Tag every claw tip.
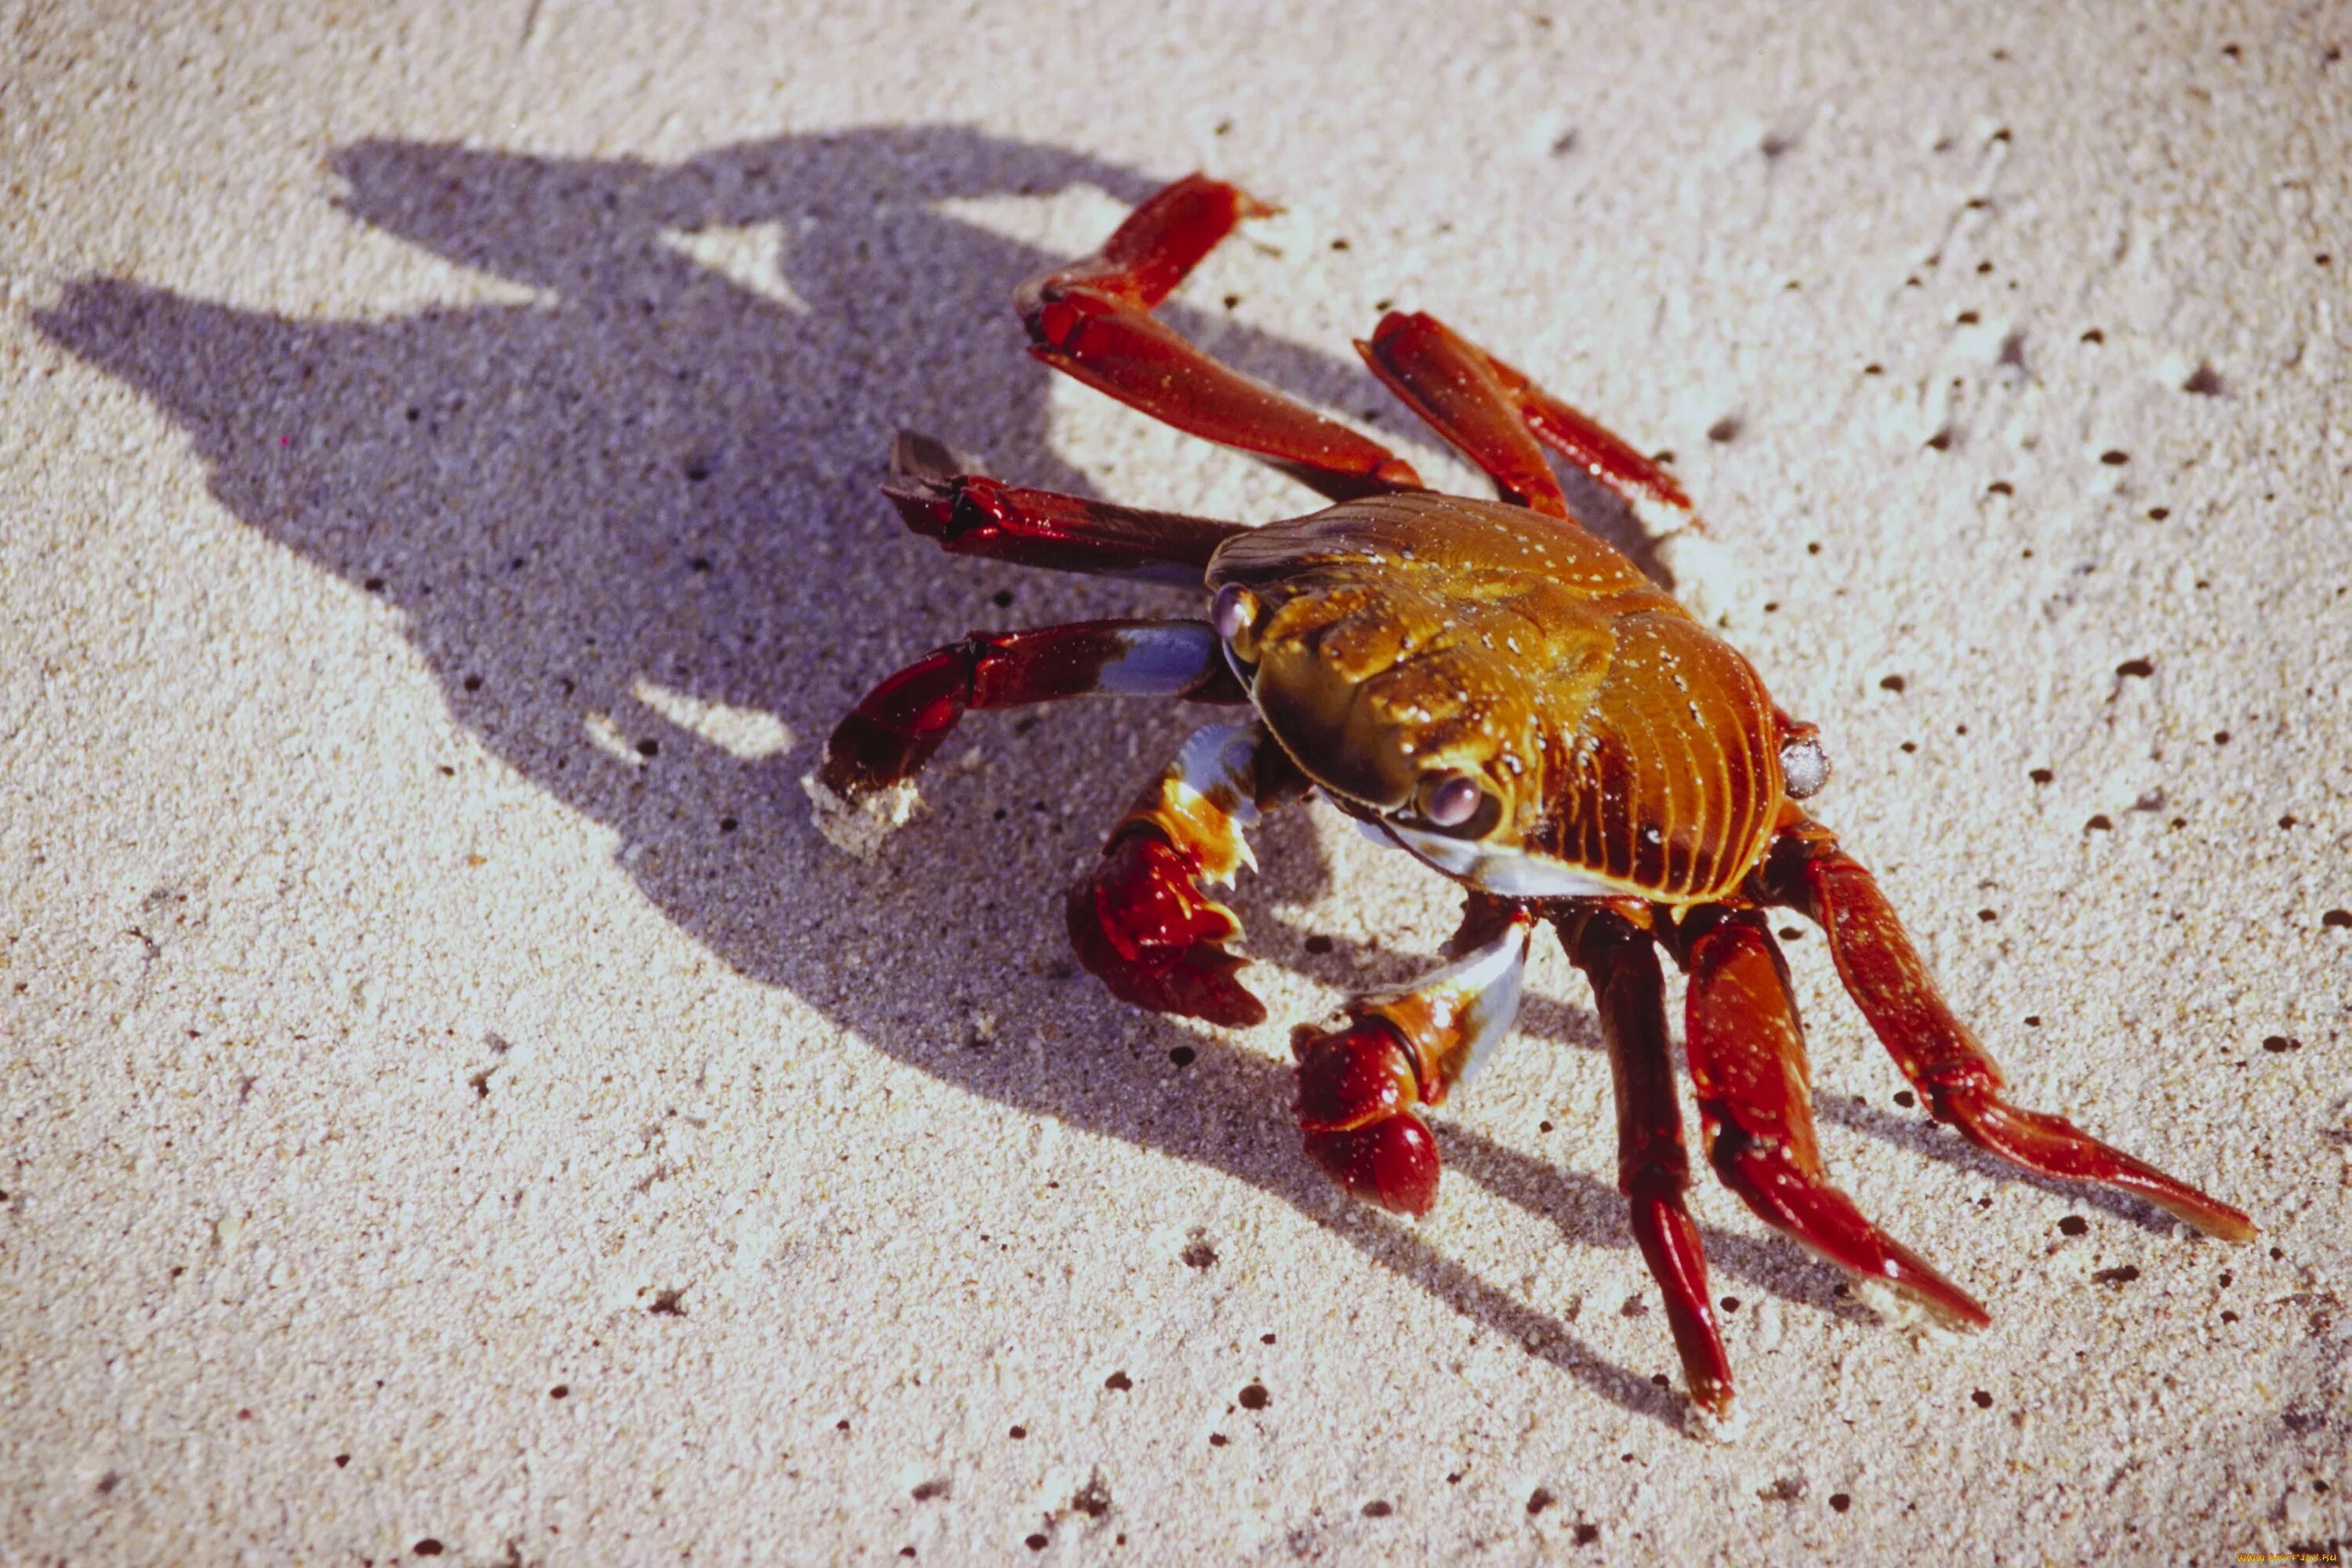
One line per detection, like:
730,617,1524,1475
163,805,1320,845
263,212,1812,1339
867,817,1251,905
1301,1112,1440,1217
887,430,965,485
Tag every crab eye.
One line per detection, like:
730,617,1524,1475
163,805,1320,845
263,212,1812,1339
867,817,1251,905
1423,773,1486,827
1209,584,1257,642
1780,734,1831,800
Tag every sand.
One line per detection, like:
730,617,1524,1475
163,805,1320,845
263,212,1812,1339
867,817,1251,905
3,2,2346,1562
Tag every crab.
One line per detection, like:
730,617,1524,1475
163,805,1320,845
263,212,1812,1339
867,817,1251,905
804,175,2254,1428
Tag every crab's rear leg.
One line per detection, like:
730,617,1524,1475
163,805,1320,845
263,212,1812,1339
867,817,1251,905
1556,904,1737,1420
1354,312,1574,517
1069,720,1310,1028
807,619,1242,855
882,431,1247,583
1292,895,1534,1217
1680,907,1992,1329
1017,175,1424,502
1357,310,1699,535
1761,825,2257,1240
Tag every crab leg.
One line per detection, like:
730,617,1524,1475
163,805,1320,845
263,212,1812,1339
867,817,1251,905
1356,311,1572,518
1680,907,1991,1327
1762,826,2258,1241
1069,720,1308,1027
1556,903,1736,1417
1358,310,1699,535
811,619,1243,843
882,431,1247,583
1016,175,1424,502
1292,895,1535,1217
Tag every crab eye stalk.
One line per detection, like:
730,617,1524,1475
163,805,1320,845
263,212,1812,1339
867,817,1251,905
1210,584,1258,643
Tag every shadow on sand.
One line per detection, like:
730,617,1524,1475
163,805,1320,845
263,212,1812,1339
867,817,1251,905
43,125,2139,1432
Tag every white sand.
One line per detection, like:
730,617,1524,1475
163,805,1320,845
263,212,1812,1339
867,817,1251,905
4,2,2346,1562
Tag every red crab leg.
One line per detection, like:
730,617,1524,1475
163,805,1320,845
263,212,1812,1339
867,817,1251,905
1359,310,1700,535
1015,175,1425,503
1556,903,1736,1417
1484,342,1699,535
815,619,1243,804
1355,311,1570,517
1293,895,1534,1217
882,430,1246,584
1069,720,1308,1027
1761,824,2258,1241
1680,906,1991,1328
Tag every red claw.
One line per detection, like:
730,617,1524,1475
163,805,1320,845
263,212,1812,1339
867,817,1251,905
1300,1114,1441,1217
1291,1018,1442,1216
1066,830,1265,1026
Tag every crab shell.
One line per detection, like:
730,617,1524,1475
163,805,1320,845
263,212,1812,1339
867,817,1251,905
1206,491,1784,906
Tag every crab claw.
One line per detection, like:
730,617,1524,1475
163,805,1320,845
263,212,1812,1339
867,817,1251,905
1291,1017,1442,1216
1066,829,1265,1026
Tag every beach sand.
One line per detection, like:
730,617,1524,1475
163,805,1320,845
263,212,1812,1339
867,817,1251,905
4,2,2346,1560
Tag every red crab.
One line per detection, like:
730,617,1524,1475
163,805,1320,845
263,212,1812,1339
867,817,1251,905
805,176,2253,1426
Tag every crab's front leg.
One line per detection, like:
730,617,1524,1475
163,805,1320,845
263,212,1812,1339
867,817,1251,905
807,619,1243,856
1291,895,1535,1216
1067,720,1309,1027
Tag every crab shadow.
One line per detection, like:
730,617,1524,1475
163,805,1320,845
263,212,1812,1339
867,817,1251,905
38,125,2045,1432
